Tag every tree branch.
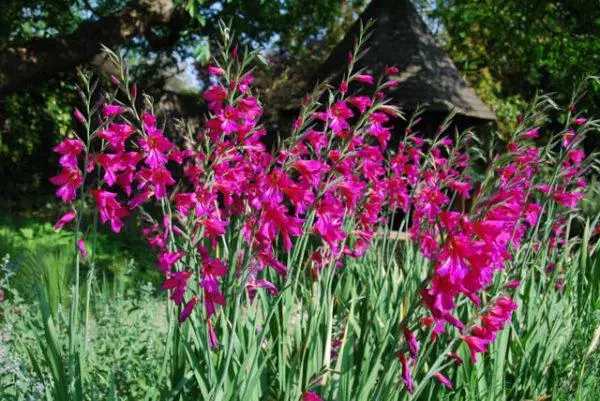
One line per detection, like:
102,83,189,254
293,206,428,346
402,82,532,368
0,0,188,97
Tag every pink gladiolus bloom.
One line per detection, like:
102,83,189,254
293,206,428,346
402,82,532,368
348,96,372,113
462,334,488,363
162,270,192,305
73,107,86,123
385,65,399,74
179,296,198,324
95,153,123,186
99,123,135,152
506,280,521,289
201,276,226,318
261,201,304,252
157,251,185,274
139,131,174,168
219,106,240,133
303,130,328,154
368,112,391,148
448,352,463,365
77,239,87,262
398,352,415,393
247,279,279,297
522,127,539,139
140,166,175,199
91,189,130,233
200,216,229,239
563,130,576,147
53,138,85,168
573,117,587,125
355,74,374,84
208,320,219,349
552,191,584,208
237,73,254,93
403,327,420,362
303,392,323,401
50,167,83,203
202,257,228,277
291,159,330,188
316,101,353,134
203,86,228,112
54,210,77,230
339,80,349,93
434,372,453,390
103,104,125,117
208,65,225,75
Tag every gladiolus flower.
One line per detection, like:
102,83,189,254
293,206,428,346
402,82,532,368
73,107,86,123
208,65,225,75
54,210,77,230
522,127,539,139
91,189,130,233
434,372,453,389
53,138,85,168
355,74,374,84
139,131,174,168
179,296,198,324
348,96,372,114
303,392,324,401
50,167,83,203
77,239,87,262
103,104,125,117
397,352,415,393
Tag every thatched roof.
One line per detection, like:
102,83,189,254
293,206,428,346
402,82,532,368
316,0,495,121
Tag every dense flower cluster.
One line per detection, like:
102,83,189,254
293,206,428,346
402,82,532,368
50,35,590,398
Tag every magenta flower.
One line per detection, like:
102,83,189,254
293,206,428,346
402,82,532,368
98,123,135,152
354,74,374,84
53,138,85,168
291,159,330,188
179,296,198,324
433,372,453,390
403,328,420,362
73,107,86,124
102,104,125,117
139,166,175,199
139,131,174,168
522,127,539,139
208,320,219,348
397,352,415,393
77,239,87,262
162,270,192,305
208,65,225,76
315,101,353,134
348,96,372,113
157,251,185,274
54,210,77,230
91,189,130,233
303,392,324,401
50,167,83,203
218,106,240,134
203,86,228,112
552,191,585,208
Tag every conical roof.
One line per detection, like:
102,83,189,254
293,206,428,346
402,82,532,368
317,0,495,121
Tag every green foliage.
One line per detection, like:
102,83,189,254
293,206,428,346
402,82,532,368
431,0,600,129
0,214,160,295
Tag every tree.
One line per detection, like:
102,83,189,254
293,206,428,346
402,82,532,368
430,0,600,128
0,0,365,210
